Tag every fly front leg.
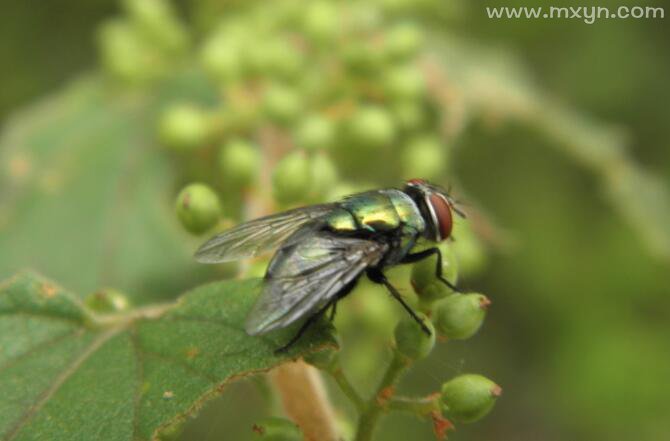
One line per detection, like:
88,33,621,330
366,268,432,336
401,247,461,293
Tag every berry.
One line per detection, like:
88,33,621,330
219,139,260,187
272,151,312,205
159,104,212,151
410,243,458,306
295,116,336,151
394,313,435,360
401,136,446,180
441,374,501,423
346,106,396,150
84,288,131,314
175,183,221,234
434,293,490,340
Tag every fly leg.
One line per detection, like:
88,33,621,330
328,302,337,322
275,280,357,353
274,303,332,354
401,247,461,293
366,268,432,336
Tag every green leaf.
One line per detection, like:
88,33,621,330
0,272,335,441
0,75,217,301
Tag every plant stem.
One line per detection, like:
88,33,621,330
354,352,410,441
329,367,365,413
271,360,340,441
388,395,440,417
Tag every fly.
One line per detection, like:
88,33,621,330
195,179,465,352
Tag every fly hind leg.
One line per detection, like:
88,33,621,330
274,279,358,354
366,268,431,336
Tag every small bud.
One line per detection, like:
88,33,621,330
85,288,131,314
252,417,302,440
410,244,458,306
272,152,311,205
451,219,487,278
392,101,426,132
383,66,426,101
98,19,156,82
401,136,447,181
301,1,338,44
264,84,302,125
346,106,396,151
219,139,260,187
385,23,424,60
394,313,435,360
295,116,336,151
308,153,338,201
441,374,501,423
434,293,489,340
200,36,241,83
175,183,221,234
159,104,212,151
123,0,188,53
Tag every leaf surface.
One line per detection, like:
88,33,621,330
0,75,217,301
0,272,335,441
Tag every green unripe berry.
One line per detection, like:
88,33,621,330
451,219,487,277
272,152,311,205
159,104,212,151
295,116,336,151
401,136,446,180
434,293,490,340
200,36,241,83
383,66,426,101
123,0,188,53
394,313,435,360
411,243,458,306
385,23,424,60
392,101,426,132
252,417,302,440
309,153,339,200
175,183,221,234
264,84,302,125
85,288,131,314
441,374,501,423
347,106,396,150
219,139,260,186
301,1,338,44
98,19,155,82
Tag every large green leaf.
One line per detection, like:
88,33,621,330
0,272,334,441
0,75,216,302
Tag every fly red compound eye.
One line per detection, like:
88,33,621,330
428,193,453,241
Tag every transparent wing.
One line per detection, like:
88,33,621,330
194,204,335,263
245,230,388,335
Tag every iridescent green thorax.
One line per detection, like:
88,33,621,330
325,189,425,236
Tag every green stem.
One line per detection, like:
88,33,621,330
354,352,410,441
388,395,440,417
329,368,365,413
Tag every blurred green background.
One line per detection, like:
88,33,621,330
1,1,668,441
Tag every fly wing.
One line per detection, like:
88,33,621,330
245,230,388,335
194,204,335,263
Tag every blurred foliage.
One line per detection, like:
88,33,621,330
0,0,669,440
